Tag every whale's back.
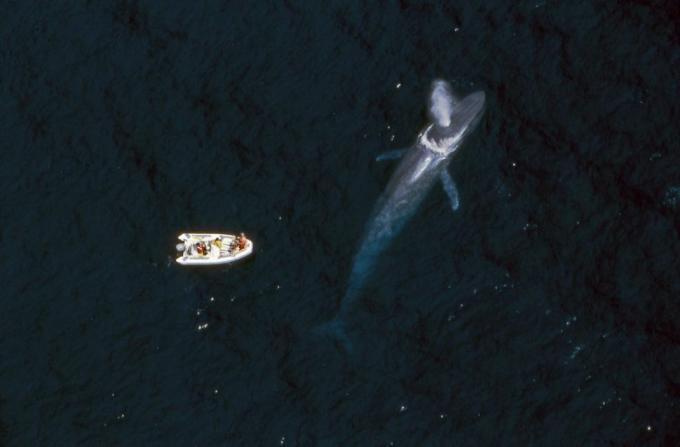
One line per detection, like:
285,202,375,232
339,145,447,316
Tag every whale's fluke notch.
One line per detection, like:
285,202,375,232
440,170,460,211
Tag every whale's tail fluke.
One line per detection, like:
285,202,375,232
314,317,353,353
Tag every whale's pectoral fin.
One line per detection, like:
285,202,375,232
440,170,460,211
376,148,408,162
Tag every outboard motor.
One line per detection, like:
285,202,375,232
176,243,185,252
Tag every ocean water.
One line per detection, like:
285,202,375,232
2,1,679,445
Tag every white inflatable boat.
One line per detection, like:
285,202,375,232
175,233,253,265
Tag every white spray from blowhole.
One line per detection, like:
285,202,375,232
428,79,455,128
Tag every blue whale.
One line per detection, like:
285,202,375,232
320,80,485,350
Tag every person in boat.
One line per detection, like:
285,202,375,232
229,233,247,252
213,237,222,248
196,241,207,255
231,236,240,252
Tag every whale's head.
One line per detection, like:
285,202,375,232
423,80,485,156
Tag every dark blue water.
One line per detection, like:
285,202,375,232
2,1,679,445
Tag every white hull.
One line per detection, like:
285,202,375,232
175,233,253,265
